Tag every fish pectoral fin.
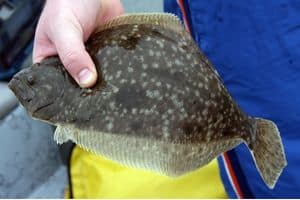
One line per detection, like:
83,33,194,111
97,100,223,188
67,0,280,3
251,118,287,189
54,125,74,144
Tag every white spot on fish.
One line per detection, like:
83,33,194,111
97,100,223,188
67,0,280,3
178,47,185,53
167,109,174,115
175,59,183,66
142,82,148,87
162,114,168,119
186,54,192,60
132,108,137,115
180,107,186,113
142,64,148,69
128,67,134,72
44,85,53,90
146,90,160,99
167,62,172,67
163,120,169,126
109,102,116,110
170,94,183,108
162,127,169,138
120,79,127,84
202,108,208,116
107,75,113,81
157,40,164,48
171,44,178,52
152,63,159,69
111,40,117,45
205,101,210,106
103,62,108,68
106,49,111,56
139,56,144,62
149,49,154,56
141,72,147,77
116,70,122,78
185,86,190,92
107,122,113,131
155,52,161,57
144,109,151,115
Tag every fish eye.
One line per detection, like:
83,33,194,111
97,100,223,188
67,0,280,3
27,75,34,85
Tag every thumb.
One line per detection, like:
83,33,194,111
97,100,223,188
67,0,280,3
51,22,97,88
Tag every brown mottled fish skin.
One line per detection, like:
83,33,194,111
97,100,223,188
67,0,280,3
8,14,286,189
86,23,254,146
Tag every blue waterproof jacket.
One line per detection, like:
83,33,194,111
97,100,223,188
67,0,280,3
165,0,300,198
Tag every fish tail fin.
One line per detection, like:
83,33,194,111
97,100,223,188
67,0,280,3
251,118,287,189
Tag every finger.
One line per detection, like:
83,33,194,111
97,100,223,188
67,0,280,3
50,21,97,88
32,20,57,63
99,0,124,23
33,36,57,63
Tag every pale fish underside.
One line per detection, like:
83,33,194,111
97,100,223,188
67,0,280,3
54,125,242,176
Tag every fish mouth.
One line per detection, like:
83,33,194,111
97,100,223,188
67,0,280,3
8,77,35,105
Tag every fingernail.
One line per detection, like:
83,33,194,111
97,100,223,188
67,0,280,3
78,68,94,87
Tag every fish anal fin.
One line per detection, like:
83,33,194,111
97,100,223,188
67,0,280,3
54,125,75,144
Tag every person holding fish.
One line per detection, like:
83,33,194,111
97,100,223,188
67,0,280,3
27,0,298,198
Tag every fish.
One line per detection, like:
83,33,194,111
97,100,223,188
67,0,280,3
8,13,287,189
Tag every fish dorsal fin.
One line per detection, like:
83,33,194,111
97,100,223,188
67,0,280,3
97,13,187,34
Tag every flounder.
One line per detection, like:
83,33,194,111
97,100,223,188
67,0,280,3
8,13,287,188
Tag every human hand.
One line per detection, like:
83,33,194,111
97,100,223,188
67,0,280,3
33,0,124,87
